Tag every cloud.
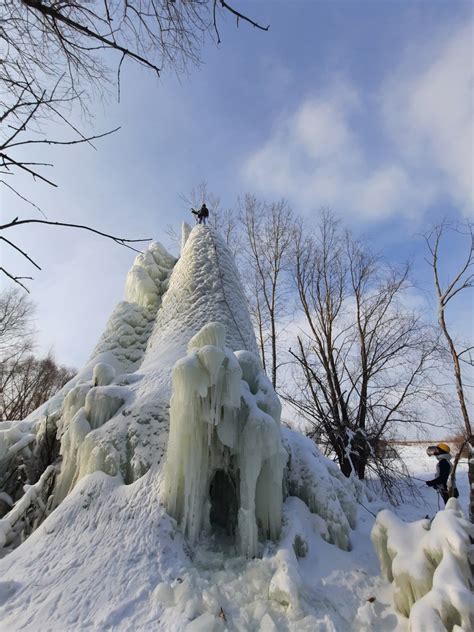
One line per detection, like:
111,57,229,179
381,23,473,216
242,22,473,221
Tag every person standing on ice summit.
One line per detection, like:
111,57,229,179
425,442,459,505
191,203,209,225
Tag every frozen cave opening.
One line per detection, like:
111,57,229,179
209,469,239,537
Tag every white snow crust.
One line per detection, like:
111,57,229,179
282,427,357,551
371,498,474,631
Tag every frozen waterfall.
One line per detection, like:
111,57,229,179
164,322,287,558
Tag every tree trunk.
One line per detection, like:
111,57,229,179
468,440,474,523
438,307,473,522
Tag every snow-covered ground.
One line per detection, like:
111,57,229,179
0,443,469,631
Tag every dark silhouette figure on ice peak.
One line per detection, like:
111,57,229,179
191,203,209,225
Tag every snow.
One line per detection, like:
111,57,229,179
371,498,474,630
124,241,177,309
282,428,357,550
0,437,471,630
0,225,472,631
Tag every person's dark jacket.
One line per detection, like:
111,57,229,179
426,454,459,499
426,458,451,489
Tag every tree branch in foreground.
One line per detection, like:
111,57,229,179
1,219,152,292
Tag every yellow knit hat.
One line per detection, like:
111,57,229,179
437,442,450,453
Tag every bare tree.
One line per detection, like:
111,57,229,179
286,211,437,488
1,1,268,289
425,220,473,521
239,195,295,389
0,288,35,362
0,353,75,421
0,288,75,421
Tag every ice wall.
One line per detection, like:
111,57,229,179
53,369,130,505
371,499,474,631
164,322,287,558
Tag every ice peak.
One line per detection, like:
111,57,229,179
144,224,258,365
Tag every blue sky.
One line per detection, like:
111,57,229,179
1,0,472,368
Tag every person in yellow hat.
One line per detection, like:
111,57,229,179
426,443,459,504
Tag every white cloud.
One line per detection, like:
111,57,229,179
381,23,473,216
242,23,473,221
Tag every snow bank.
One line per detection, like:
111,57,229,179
371,499,474,631
282,428,357,550
164,322,287,557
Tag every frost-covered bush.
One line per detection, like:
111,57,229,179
0,415,60,527
371,499,474,631
282,428,357,551
164,322,287,558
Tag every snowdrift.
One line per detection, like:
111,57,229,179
371,499,474,631
0,225,359,630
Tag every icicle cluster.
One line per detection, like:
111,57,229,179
53,363,128,505
164,322,287,557
125,241,177,309
371,499,474,631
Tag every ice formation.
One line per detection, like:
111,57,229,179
0,224,364,631
371,499,474,631
181,222,192,251
53,377,130,505
164,322,287,558
282,428,356,550
125,241,177,308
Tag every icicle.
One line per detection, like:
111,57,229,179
164,322,287,557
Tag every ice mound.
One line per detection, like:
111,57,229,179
164,322,287,558
0,241,176,540
282,428,356,550
371,499,474,631
0,223,367,630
